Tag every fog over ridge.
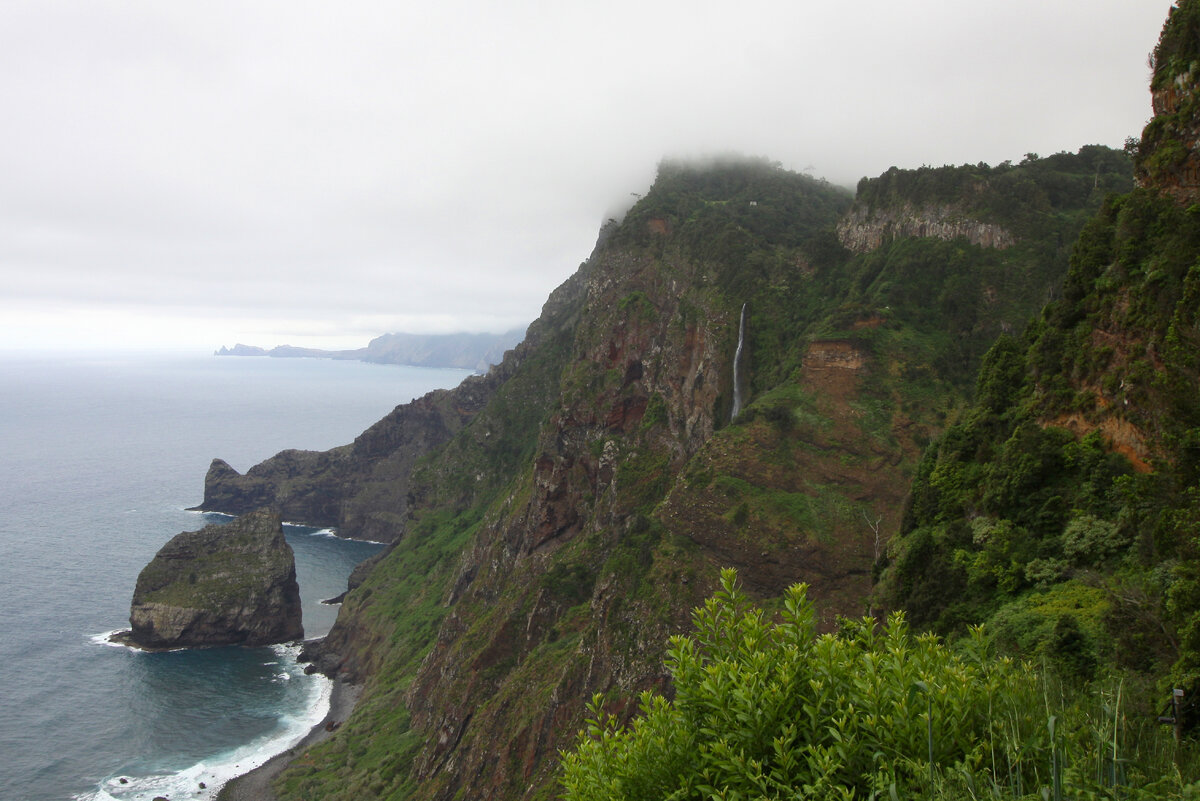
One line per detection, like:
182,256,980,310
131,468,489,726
0,0,1170,350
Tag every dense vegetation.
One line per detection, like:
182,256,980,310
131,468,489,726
880,186,1200,724
872,0,1200,756
856,148,1132,233
560,4,1200,795
562,571,1196,800
1137,2,1200,191
611,149,1131,421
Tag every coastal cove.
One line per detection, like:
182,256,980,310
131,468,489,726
0,352,470,801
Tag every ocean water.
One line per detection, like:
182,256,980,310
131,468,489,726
0,351,472,801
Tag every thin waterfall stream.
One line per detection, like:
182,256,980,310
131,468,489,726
731,303,747,420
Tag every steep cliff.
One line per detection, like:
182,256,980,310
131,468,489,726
230,150,1132,800
840,150,1131,255
838,200,1015,253
1136,1,1200,202
120,508,302,649
880,0,1200,721
195,274,584,543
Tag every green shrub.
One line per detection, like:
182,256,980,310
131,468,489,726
562,570,1195,800
1062,514,1127,566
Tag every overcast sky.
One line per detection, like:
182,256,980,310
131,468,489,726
0,1,1173,351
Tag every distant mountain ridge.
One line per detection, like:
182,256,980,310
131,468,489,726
215,328,526,373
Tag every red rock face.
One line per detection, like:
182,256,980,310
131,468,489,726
512,251,726,556
1139,79,1200,204
1138,2,1200,204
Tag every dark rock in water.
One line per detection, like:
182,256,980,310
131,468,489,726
320,592,346,605
122,508,303,649
297,636,343,677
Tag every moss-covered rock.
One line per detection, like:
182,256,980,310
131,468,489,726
122,508,302,649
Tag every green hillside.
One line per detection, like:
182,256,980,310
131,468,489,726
220,142,1134,801
186,6,1200,794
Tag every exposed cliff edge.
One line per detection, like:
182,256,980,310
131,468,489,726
836,201,1015,253
196,266,589,543
115,508,302,650
1135,1,1200,202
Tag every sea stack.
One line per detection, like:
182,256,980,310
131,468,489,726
121,508,303,649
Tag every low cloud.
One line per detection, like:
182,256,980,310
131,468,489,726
0,0,1170,349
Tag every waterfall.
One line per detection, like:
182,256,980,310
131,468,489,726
731,303,747,420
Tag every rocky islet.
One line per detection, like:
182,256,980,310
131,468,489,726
116,508,303,650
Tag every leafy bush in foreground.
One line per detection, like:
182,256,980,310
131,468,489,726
561,569,1195,800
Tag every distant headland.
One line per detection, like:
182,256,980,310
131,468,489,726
216,328,525,374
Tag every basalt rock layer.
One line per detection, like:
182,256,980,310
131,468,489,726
836,201,1016,254
123,508,302,649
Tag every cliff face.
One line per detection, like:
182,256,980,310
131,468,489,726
1136,2,1200,203
837,201,1015,254
195,384,489,542
383,242,737,799
124,508,302,649
881,0,1200,710
195,277,584,543
264,153,1131,801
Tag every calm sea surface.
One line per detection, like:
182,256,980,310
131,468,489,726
0,351,471,801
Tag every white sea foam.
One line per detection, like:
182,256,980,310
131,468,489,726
76,646,331,801
89,630,130,649
185,508,233,518
282,521,387,544
89,630,187,653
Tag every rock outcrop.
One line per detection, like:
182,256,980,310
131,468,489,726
1136,2,1200,203
121,508,302,649
836,201,1015,254
195,268,588,543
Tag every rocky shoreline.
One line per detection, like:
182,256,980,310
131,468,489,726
216,677,360,801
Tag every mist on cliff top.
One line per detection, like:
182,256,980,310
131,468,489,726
0,0,1172,351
